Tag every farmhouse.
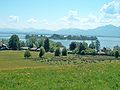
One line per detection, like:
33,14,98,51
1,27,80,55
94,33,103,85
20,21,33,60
0,41,8,50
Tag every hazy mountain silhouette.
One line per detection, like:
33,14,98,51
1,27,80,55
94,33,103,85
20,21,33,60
0,25,120,37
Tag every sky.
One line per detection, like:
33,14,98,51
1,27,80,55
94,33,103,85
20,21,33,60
0,0,120,30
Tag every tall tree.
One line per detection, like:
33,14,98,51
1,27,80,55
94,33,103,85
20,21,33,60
8,35,20,50
26,39,33,48
83,41,88,49
95,39,100,52
69,42,76,51
37,39,44,48
26,36,37,48
20,41,25,47
77,42,86,54
44,38,50,52
115,50,119,58
89,41,95,49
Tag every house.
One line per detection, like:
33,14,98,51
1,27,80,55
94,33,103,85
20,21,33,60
36,48,40,51
0,41,9,50
21,47,29,50
30,48,37,51
98,51,106,55
113,45,120,50
101,47,111,53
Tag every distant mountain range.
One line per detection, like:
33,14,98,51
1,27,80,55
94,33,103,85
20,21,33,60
0,25,120,37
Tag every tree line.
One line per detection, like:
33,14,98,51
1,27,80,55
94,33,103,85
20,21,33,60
25,34,97,40
49,34,97,40
0,34,119,59
7,34,63,52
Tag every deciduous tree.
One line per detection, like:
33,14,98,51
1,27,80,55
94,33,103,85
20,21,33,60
55,48,61,56
8,35,20,50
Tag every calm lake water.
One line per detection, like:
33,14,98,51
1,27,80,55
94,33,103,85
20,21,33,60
52,37,120,49
0,34,120,49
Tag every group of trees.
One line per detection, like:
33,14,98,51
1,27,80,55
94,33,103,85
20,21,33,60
24,47,67,58
25,35,49,50
69,40,119,58
49,34,97,40
24,46,45,58
55,47,67,56
100,45,120,58
2,34,120,59
24,39,101,58
7,34,63,52
25,34,97,40
8,34,50,51
69,40,100,55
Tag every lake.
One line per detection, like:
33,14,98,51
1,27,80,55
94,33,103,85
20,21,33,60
52,37,120,49
0,34,120,49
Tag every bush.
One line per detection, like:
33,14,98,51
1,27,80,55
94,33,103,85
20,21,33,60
107,51,115,56
62,47,67,56
39,46,45,58
24,50,31,59
115,50,119,58
49,47,54,53
81,50,85,55
55,48,61,56
76,43,86,54
92,50,97,56
85,49,97,55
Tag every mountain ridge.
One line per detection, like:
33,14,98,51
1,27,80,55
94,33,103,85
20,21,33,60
0,25,120,37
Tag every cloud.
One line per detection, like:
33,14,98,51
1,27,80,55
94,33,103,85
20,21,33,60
2,0,120,30
99,0,120,26
61,10,80,24
24,1,120,30
60,10,101,29
100,0,120,16
27,18,37,24
9,15,19,23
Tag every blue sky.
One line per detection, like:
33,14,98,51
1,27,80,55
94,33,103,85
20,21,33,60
0,0,120,30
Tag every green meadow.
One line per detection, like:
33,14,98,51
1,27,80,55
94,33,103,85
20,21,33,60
0,51,120,90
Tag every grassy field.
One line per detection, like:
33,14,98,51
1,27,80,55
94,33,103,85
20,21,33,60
0,51,120,90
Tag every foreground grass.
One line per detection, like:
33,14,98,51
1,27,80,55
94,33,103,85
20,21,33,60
0,50,53,70
0,51,120,90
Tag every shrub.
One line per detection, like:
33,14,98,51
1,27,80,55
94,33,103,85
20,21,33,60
24,50,31,59
85,49,97,55
89,41,95,49
115,50,119,58
49,47,54,53
107,51,115,56
92,50,97,56
39,46,45,58
81,50,85,55
62,47,67,56
55,48,61,56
